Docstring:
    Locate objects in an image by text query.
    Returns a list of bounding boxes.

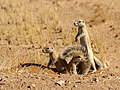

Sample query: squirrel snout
[74,22,76,26]
[42,49,45,53]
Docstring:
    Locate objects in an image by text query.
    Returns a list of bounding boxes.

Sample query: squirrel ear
[82,20,85,23]
[51,47,54,49]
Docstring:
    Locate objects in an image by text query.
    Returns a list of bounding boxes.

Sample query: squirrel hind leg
[69,64,78,75]
[94,56,105,70]
[77,60,91,75]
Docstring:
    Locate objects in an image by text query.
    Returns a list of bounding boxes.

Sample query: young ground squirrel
[60,46,90,75]
[74,19,104,73]
[60,46,92,75]
[67,56,91,75]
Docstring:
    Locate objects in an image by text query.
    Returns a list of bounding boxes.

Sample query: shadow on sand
[21,63,58,73]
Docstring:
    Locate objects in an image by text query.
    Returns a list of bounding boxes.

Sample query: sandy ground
[0,0,120,90]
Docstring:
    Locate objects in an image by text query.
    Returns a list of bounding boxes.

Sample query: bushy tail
[59,45,84,59]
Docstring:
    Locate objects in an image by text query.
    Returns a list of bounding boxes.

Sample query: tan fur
[74,19,105,73]
[59,45,87,75]
[42,46,87,74]
[42,46,91,75]
[67,56,80,75]
[77,59,91,75]
[42,20,106,75]
[42,46,68,73]
[63,51,90,75]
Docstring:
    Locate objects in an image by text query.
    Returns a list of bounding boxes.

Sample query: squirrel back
[59,45,85,59]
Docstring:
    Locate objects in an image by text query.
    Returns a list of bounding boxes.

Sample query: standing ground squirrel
[74,19,105,73]
[42,20,106,75]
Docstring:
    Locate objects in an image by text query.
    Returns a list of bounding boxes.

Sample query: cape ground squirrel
[67,56,91,75]
[74,19,104,73]
[42,46,68,73]
[60,46,91,75]
[60,46,90,75]
[42,46,87,74]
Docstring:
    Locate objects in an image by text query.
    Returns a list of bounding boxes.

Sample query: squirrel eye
[77,56,81,58]
[78,21,81,23]
[46,48,49,49]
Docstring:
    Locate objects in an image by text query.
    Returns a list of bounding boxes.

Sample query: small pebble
[73,85,77,88]
[116,76,120,80]
[0,78,2,81]
[101,19,105,23]
[55,80,65,86]
[102,75,107,78]
[109,25,112,28]
[31,84,36,88]
[116,66,118,69]
[110,73,114,76]
[115,35,118,38]
[89,24,92,27]
[91,77,99,83]
[76,81,82,83]
[65,80,71,86]
[27,85,31,89]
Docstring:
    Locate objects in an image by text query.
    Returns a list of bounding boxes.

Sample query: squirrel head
[42,46,54,53]
[74,19,85,27]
